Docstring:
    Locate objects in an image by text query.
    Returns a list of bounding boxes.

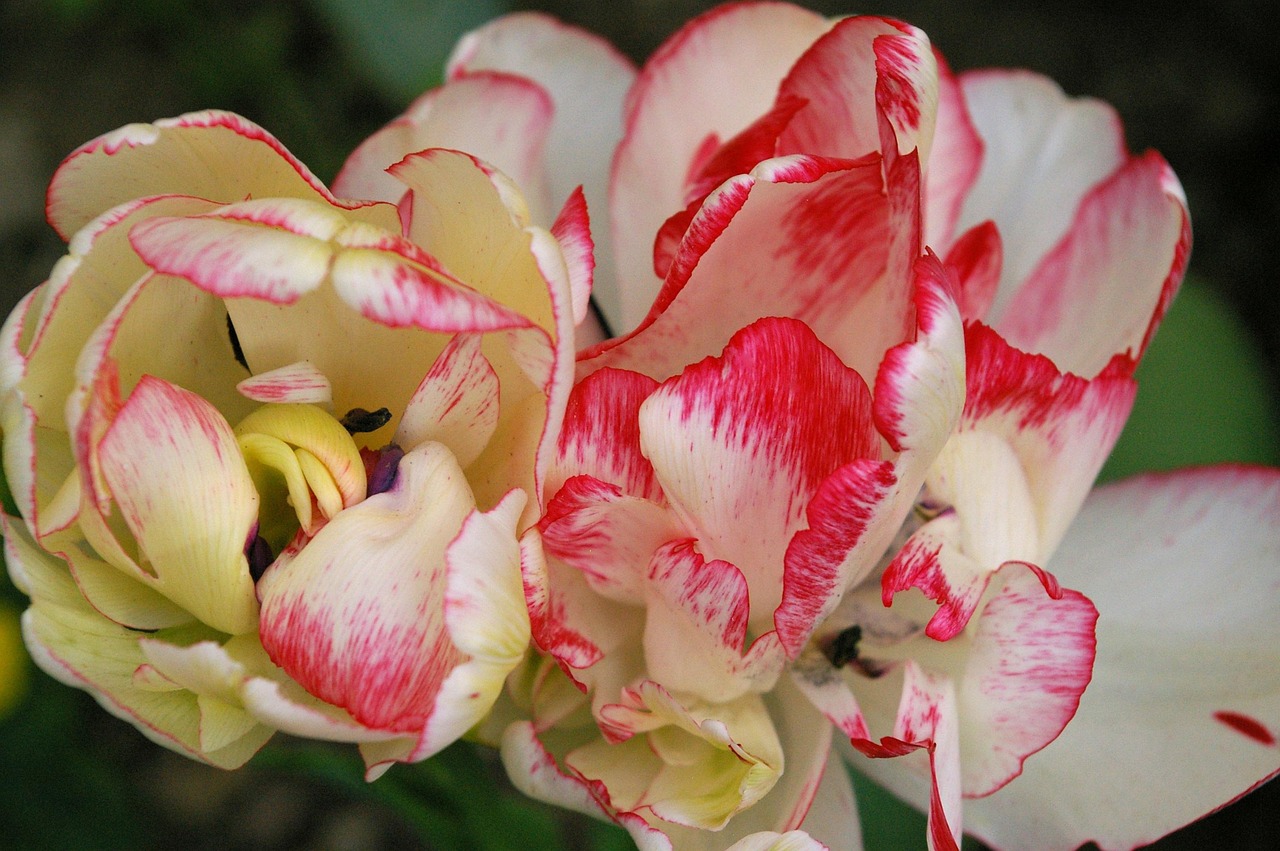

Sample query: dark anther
[246,532,275,582]
[227,314,249,370]
[368,444,406,496]
[341,407,393,434]
[823,625,863,668]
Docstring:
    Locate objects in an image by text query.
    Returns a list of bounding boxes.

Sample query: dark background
[0,0,1276,848]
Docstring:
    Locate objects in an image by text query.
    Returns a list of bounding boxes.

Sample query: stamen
[226,313,249,371]
[822,625,862,668]
[366,444,405,496]
[246,531,275,582]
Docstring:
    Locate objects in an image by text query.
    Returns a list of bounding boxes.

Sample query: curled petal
[237,361,332,406]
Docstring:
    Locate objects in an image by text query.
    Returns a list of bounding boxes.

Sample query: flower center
[234,403,367,558]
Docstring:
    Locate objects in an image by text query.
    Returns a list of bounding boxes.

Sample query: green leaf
[1101,278,1280,481]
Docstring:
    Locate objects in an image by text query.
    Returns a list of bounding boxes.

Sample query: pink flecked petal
[257,442,473,737]
[962,322,1137,560]
[941,220,1001,322]
[395,333,499,467]
[963,467,1280,851]
[881,512,992,641]
[97,376,259,635]
[237,361,332,406]
[46,110,352,240]
[539,475,682,604]
[609,2,831,332]
[590,152,918,389]
[552,366,662,502]
[953,70,1127,312]
[643,540,787,701]
[550,186,595,327]
[777,17,936,165]
[995,151,1190,376]
[637,318,879,634]
[334,71,554,212]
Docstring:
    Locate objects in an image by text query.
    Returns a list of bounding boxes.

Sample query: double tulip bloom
[3,3,1278,850]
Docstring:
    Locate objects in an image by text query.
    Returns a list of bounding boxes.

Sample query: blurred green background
[0,0,1277,848]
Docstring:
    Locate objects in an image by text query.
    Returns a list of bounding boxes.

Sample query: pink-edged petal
[447,13,635,318]
[539,475,682,604]
[777,17,936,165]
[3,518,272,768]
[954,70,1127,312]
[550,185,595,328]
[97,376,259,635]
[643,540,786,701]
[394,333,499,467]
[995,152,1190,376]
[592,152,919,389]
[637,317,879,633]
[47,110,348,240]
[851,661,962,851]
[881,513,993,641]
[552,366,661,501]
[956,563,1097,797]
[499,721,675,851]
[963,467,1280,851]
[924,54,984,251]
[609,2,831,331]
[237,361,332,406]
[334,71,554,212]
[257,442,473,736]
[963,322,1137,559]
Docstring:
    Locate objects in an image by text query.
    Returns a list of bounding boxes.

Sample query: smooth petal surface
[609,2,831,331]
[953,71,1126,315]
[994,151,1189,376]
[923,55,983,251]
[394,333,500,467]
[963,468,1280,851]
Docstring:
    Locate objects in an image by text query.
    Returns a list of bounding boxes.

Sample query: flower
[0,110,582,775]
[347,3,1279,848]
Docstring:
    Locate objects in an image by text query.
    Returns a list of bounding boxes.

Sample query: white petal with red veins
[395,333,500,466]
[237,361,332,406]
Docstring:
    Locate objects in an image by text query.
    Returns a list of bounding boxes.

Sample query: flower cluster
[3,4,1277,850]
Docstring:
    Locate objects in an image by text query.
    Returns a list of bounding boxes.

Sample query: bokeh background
[1,0,1277,848]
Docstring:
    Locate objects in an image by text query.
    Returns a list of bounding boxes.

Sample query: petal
[552,365,662,501]
[953,70,1127,310]
[962,323,1137,559]
[236,361,332,406]
[643,540,786,702]
[257,442,473,736]
[995,152,1190,376]
[923,54,984,251]
[447,13,635,319]
[550,185,595,328]
[777,17,937,166]
[47,110,349,240]
[637,318,879,633]
[963,467,1280,851]
[609,2,831,331]
[97,376,259,635]
[591,152,919,391]
[334,71,554,212]
[394,333,500,467]
[725,832,830,851]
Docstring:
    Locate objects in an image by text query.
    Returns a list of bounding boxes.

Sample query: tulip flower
[1,110,581,775]
[337,3,1277,848]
